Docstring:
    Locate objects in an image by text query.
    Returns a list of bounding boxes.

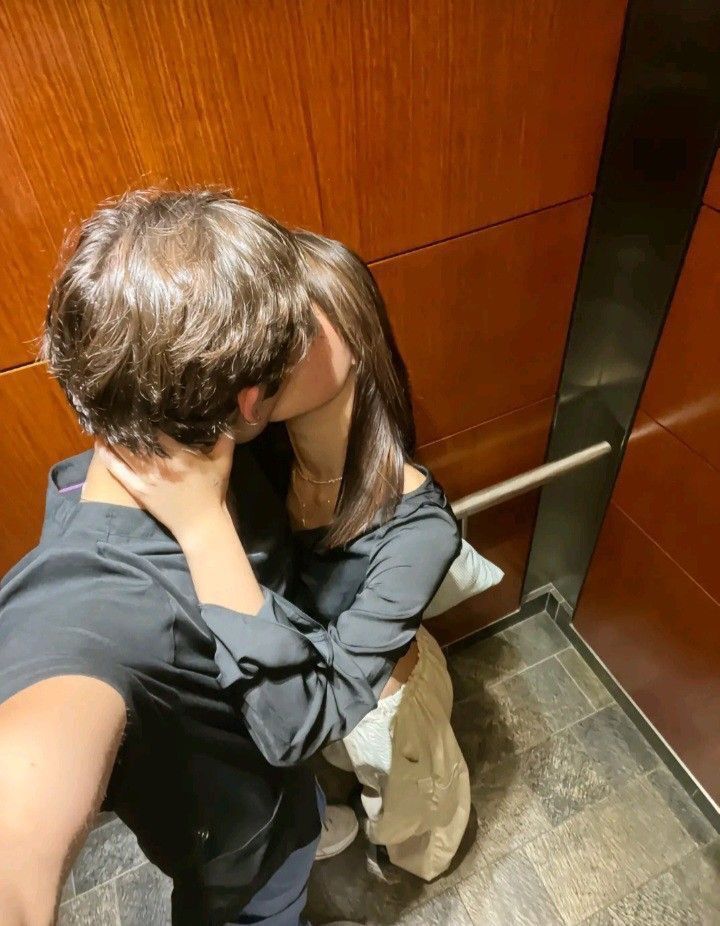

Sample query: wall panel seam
[638,407,720,478]
[416,395,555,452]
[368,193,593,267]
[610,500,720,610]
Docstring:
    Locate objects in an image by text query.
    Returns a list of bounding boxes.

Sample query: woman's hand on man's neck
[82,451,142,508]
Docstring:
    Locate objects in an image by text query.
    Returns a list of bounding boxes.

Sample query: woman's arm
[98,437,459,762]
[97,436,264,615]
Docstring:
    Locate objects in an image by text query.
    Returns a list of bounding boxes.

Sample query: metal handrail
[451,440,612,524]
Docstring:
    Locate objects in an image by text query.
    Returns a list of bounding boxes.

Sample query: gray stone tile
[394,887,473,925]
[557,648,614,709]
[583,868,696,925]
[453,657,594,779]
[496,657,594,734]
[457,846,564,925]
[448,632,526,700]
[452,681,553,776]
[73,818,147,895]
[584,841,720,926]
[503,612,570,666]
[582,909,615,925]
[669,838,720,921]
[306,828,427,925]
[645,766,718,847]
[524,777,696,924]
[570,704,659,787]
[518,728,612,826]
[116,862,172,926]
[58,882,119,925]
[470,752,552,867]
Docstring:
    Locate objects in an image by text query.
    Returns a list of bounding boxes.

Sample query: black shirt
[0,440,458,921]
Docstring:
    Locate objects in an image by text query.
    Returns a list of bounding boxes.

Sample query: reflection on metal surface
[524,0,720,607]
[452,441,612,521]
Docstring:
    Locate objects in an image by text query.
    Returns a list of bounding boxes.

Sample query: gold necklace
[290,466,340,529]
[293,466,343,486]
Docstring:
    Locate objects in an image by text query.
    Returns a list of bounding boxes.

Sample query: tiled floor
[58,610,720,925]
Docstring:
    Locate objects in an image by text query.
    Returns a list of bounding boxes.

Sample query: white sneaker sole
[315,816,359,860]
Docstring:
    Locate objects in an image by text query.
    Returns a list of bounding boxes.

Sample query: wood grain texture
[641,207,720,472]
[574,505,720,800]
[296,0,626,258]
[704,149,720,210]
[419,399,553,643]
[417,397,554,500]
[0,364,90,575]
[613,411,720,604]
[374,198,590,445]
[0,0,323,367]
[0,142,54,368]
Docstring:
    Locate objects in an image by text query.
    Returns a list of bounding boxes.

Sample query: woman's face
[267,308,354,423]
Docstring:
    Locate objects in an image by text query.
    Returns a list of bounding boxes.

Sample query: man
[0,190,383,925]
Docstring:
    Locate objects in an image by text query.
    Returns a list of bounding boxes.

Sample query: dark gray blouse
[207,463,461,761]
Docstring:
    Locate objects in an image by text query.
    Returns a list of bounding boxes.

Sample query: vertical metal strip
[524,0,720,608]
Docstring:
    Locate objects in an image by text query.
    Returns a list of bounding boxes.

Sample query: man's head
[43,189,316,453]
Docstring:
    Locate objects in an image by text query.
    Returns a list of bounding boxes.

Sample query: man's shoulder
[0,539,175,660]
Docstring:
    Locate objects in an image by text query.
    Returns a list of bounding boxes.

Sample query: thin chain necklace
[287,431,344,528]
[293,466,342,485]
[290,467,341,529]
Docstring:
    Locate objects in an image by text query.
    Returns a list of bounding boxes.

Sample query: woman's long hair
[293,231,415,547]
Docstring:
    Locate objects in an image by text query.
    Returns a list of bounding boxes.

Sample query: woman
[99,230,471,880]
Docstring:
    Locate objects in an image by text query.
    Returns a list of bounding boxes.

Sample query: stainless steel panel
[524,0,720,606]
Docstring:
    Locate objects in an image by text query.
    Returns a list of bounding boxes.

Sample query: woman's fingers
[155,432,190,458]
[95,444,149,500]
[210,433,236,462]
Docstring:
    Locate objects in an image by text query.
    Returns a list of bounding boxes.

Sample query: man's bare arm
[0,676,126,925]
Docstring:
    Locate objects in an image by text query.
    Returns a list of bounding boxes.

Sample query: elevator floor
[58,610,720,925]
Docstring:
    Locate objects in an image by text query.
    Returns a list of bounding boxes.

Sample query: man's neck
[286,373,355,481]
[82,452,142,508]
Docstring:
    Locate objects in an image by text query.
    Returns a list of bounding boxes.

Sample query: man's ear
[237,385,264,424]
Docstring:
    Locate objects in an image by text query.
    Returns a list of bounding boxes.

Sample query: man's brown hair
[43,189,316,453]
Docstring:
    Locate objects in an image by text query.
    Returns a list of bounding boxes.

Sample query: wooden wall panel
[417,398,553,500]
[0,145,55,369]
[419,399,552,644]
[0,364,90,574]
[575,504,720,798]
[613,411,720,604]
[704,149,720,210]
[641,208,720,471]
[373,198,590,445]
[0,0,323,368]
[297,0,626,259]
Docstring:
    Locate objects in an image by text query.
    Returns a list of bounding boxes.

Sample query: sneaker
[315,804,359,860]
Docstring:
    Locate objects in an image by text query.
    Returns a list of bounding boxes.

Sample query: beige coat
[323,626,471,881]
